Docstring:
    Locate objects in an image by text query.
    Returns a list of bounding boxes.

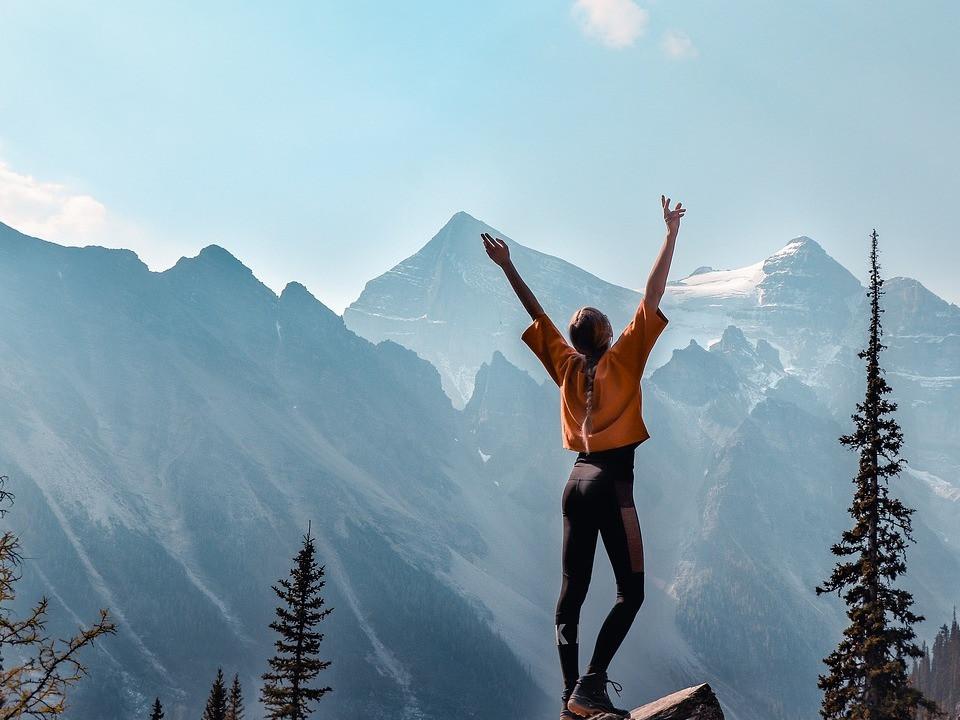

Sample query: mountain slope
[0,221,547,719]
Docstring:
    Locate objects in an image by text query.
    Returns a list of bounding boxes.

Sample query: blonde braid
[569,306,611,455]
[580,353,599,454]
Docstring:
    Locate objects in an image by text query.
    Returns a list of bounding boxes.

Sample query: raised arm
[481,232,545,321]
[643,195,686,310]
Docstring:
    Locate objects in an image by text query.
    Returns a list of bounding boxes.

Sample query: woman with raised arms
[482,196,683,718]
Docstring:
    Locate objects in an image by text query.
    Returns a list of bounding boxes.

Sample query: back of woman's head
[568,307,612,360]
[568,307,612,453]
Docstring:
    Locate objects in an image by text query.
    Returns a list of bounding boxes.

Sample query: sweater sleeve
[521,313,578,386]
[606,300,669,377]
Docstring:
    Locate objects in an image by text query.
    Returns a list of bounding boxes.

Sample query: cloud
[0,160,108,242]
[661,30,698,60]
[0,157,194,272]
[572,0,649,49]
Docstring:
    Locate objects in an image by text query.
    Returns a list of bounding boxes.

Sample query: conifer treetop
[226,673,245,720]
[260,525,333,720]
[202,667,228,720]
[149,697,164,720]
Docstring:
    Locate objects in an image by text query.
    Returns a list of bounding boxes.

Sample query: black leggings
[555,443,645,687]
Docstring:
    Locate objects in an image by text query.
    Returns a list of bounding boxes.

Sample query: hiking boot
[567,671,630,717]
[561,688,579,719]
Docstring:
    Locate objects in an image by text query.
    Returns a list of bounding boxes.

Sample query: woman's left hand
[481,232,511,267]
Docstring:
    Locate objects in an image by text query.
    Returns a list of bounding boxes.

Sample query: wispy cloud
[661,30,698,60]
[0,156,193,272]
[0,160,107,242]
[572,0,649,49]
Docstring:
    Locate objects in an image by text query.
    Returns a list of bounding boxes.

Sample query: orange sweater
[521,301,669,452]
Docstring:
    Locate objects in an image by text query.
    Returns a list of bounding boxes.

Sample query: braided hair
[568,307,613,454]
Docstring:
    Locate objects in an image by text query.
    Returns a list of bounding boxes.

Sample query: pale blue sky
[0,1,957,312]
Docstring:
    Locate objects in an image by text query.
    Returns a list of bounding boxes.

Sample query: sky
[0,0,957,313]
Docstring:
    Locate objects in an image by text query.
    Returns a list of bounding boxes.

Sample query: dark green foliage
[226,674,244,720]
[260,527,333,719]
[911,610,960,719]
[816,231,937,720]
[202,668,228,720]
[149,697,164,720]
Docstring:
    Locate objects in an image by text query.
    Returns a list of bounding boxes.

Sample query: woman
[482,196,683,718]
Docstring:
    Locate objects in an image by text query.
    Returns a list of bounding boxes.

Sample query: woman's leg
[556,478,599,692]
[587,477,645,674]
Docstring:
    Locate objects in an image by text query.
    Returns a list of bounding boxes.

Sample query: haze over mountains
[1,213,958,720]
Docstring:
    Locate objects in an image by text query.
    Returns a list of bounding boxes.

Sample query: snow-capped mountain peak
[667,236,849,304]
[767,235,820,259]
[344,211,640,405]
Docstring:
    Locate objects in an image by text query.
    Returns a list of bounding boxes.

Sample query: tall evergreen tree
[260,525,333,720]
[202,668,228,720]
[149,697,164,720]
[226,674,244,720]
[816,230,938,720]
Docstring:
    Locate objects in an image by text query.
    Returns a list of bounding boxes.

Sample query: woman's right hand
[481,232,511,267]
[661,195,686,235]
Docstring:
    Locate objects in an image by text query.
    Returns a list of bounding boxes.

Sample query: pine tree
[260,525,333,720]
[226,674,244,720]
[816,230,938,720]
[202,668,228,720]
[149,697,164,720]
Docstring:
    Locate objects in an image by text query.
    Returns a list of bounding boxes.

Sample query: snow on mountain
[664,236,865,379]
[906,467,960,503]
[670,260,766,301]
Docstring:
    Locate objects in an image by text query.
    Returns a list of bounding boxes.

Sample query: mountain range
[1,212,958,720]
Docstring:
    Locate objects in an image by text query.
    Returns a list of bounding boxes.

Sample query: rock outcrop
[614,683,723,720]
